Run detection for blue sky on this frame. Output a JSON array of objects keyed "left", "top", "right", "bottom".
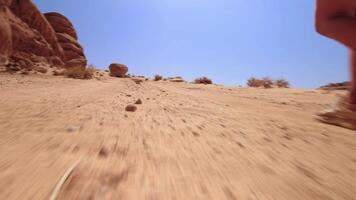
[{"left": 33, "top": 0, "right": 349, "bottom": 88}]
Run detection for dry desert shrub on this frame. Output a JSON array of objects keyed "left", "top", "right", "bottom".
[
  {"left": 62, "top": 66, "right": 95, "bottom": 79},
  {"left": 247, "top": 77, "right": 264, "bottom": 87},
  {"left": 247, "top": 77, "right": 285, "bottom": 88},
  {"left": 154, "top": 74, "right": 163, "bottom": 81},
  {"left": 275, "top": 79, "right": 290, "bottom": 88},
  {"left": 194, "top": 77, "right": 213, "bottom": 85},
  {"left": 262, "top": 77, "right": 273, "bottom": 88}
]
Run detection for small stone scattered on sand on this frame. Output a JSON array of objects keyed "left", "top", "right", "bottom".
[
  {"left": 125, "top": 104, "right": 137, "bottom": 112},
  {"left": 135, "top": 99, "right": 142, "bottom": 104},
  {"left": 99, "top": 147, "right": 109, "bottom": 157},
  {"left": 66, "top": 126, "right": 80, "bottom": 133}
]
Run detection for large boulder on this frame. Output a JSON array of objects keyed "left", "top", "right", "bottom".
[
  {"left": 109, "top": 63, "right": 128, "bottom": 78},
  {"left": 0, "top": 0, "right": 86, "bottom": 71}
]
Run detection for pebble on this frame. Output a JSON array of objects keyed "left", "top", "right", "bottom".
[
  {"left": 125, "top": 104, "right": 137, "bottom": 112},
  {"left": 135, "top": 99, "right": 143, "bottom": 105}
]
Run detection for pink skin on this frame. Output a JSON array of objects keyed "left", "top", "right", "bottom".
[{"left": 315, "top": 0, "right": 356, "bottom": 111}]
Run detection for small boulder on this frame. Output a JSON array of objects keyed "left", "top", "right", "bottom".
[{"left": 109, "top": 63, "right": 128, "bottom": 78}]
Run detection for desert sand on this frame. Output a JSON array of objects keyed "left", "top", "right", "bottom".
[{"left": 0, "top": 73, "right": 355, "bottom": 200}]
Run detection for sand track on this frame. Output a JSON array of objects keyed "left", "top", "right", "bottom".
[{"left": 0, "top": 74, "right": 355, "bottom": 200}]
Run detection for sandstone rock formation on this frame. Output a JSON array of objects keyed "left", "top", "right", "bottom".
[
  {"left": 0, "top": 0, "right": 86, "bottom": 71},
  {"left": 109, "top": 63, "right": 128, "bottom": 78},
  {"left": 44, "top": 12, "right": 86, "bottom": 68}
]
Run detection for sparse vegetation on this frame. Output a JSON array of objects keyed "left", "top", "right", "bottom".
[
  {"left": 275, "top": 79, "right": 290, "bottom": 88},
  {"left": 194, "top": 77, "right": 213, "bottom": 85},
  {"left": 247, "top": 77, "right": 264, "bottom": 88},
  {"left": 262, "top": 77, "right": 274, "bottom": 88},
  {"left": 247, "top": 77, "right": 290, "bottom": 88},
  {"left": 62, "top": 66, "right": 95, "bottom": 79},
  {"left": 154, "top": 75, "right": 163, "bottom": 81}
]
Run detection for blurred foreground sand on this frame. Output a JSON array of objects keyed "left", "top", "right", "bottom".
[{"left": 0, "top": 73, "right": 355, "bottom": 200}]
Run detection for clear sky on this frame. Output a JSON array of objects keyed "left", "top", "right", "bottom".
[{"left": 33, "top": 0, "right": 349, "bottom": 88}]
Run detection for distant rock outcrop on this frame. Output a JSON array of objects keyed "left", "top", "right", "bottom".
[
  {"left": 168, "top": 77, "right": 185, "bottom": 83},
  {"left": 0, "top": 0, "right": 86, "bottom": 71},
  {"left": 109, "top": 63, "right": 128, "bottom": 78},
  {"left": 319, "top": 81, "right": 350, "bottom": 90}
]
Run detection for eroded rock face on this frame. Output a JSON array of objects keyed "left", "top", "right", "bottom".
[
  {"left": 0, "top": 5, "right": 12, "bottom": 66},
  {"left": 9, "top": 0, "right": 64, "bottom": 58},
  {"left": 109, "top": 63, "right": 128, "bottom": 78},
  {"left": 44, "top": 12, "right": 77, "bottom": 39},
  {"left": 45, "top": 12, "right": 86, "bottom": 67},
  {"left": 0, "top": 0, "right": 86, "bottom": 71}
]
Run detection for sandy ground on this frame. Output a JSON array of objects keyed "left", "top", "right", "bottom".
[{"left": 0, "top": 73, "right": 355, "bottom": 200}]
